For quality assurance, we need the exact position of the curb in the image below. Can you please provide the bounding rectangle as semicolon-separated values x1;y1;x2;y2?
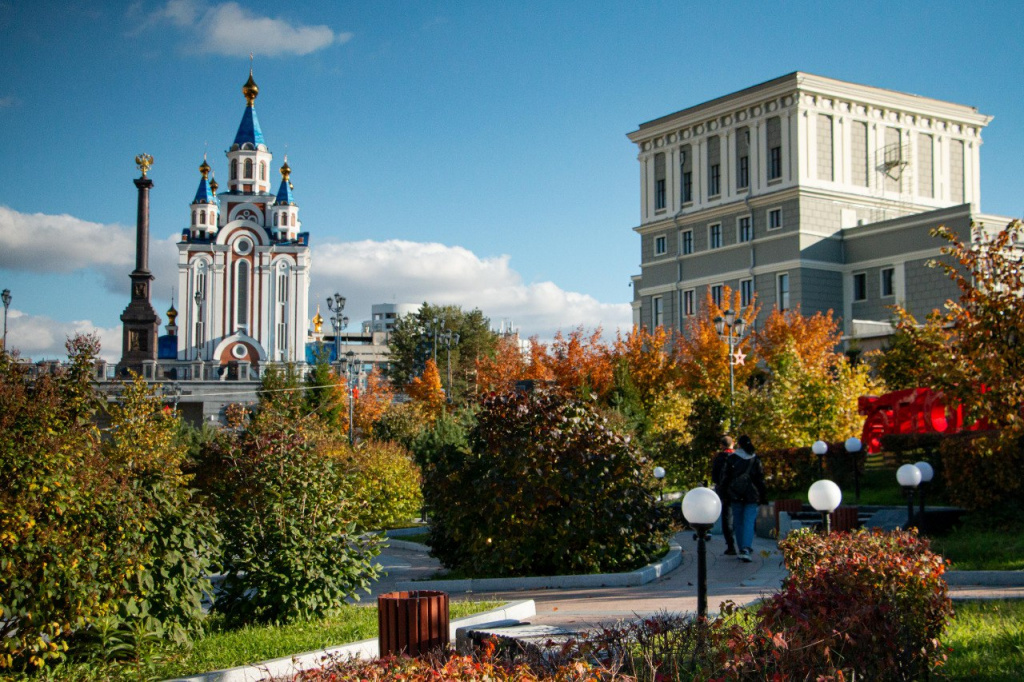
945;570;1024;587
164;600;536;682
393;542;683;593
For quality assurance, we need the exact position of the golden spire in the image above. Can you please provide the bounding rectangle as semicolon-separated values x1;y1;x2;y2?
280;157;291;182
312;305;324;335
199;154;211;179
243;62;259;105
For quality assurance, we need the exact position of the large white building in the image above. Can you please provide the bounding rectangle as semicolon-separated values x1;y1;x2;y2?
629;72;1009;348
175;70;311;370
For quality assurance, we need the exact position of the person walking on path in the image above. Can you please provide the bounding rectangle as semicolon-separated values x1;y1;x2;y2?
720;434;768;563
711;435;738;555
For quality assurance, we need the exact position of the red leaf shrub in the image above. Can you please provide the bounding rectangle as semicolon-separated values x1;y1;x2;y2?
938;431;1022;512
722;528;953;681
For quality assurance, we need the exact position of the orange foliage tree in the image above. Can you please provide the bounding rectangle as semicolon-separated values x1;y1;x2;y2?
354;367;394;438
405;358;446;421
546;327;615;400
756;306;843;375
674;285;759;402
524;337;555;384
475;336;528;394
613;325;680;411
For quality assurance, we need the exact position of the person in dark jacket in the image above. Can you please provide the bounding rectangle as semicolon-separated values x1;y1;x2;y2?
711;435;737;555
719;434;768;562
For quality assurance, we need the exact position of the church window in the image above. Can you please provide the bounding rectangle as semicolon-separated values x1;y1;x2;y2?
231;159;238;180
199;211;206;225
191;211;196;226
291;213;296;226
244;159;253;179
236;260;250;328
260;161;267;181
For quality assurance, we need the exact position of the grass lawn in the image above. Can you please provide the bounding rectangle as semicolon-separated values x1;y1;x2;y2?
43;600;502;681
944;600;1024;681
928;511;1024;571
392;531;430;545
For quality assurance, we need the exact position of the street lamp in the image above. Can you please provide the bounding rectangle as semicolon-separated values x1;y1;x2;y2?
2;288;11;353
326;293;349;367
914;461;934;520
345;350;361;446
194;290;204;362
653;466;666;501
812;440;828;478
682;486;722;624
713;310;746;411
896;463;923;529
808;479;843;534
845;437;863;502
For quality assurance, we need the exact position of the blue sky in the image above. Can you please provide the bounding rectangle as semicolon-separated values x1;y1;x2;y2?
1;0;1021;360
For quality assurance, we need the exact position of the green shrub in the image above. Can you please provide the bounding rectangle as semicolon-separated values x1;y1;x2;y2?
424;390;670;577
342;440;423;531
938;431;1022;512
734;528;953;681
195;412;383;626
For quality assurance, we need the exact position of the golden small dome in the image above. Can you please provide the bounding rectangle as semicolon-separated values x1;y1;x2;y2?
280;159;291;182
166;305;178;324
312;306;323;335
199;158;211;178
243;69;259;105
210;175;218;194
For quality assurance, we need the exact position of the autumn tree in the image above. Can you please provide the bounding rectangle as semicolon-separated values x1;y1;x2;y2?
524;336;555;384
476;335;527;394
406;358;446;421
546;327;615;400
354;367;394;438
613;325;680;412
892;219;1024;438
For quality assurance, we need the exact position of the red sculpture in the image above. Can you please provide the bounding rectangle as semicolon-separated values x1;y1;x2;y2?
858;388;989;453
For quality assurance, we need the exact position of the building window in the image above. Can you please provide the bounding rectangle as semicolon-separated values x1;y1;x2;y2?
707;135;721;198
709;223;722;249
777;273;790;311
709;164;720;197
652;296;663;328
655;235;667;255
681;230;693;255
741;278;753;307
711;285;724;308
236;260;250;328
768;208;782;230
769;146;782;180
654;152;666;211
230;159;238;180
853;272;867;301
683;289;695;317
244;158;253;179
738;216;752;243
680;146;693;204
738;155;749;189
681;171;693;203
260;161;267;181
277;322;288;353
191;211;197;226
881;267;895;297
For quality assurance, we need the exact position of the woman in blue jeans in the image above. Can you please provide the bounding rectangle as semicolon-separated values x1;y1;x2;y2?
720;434;768;562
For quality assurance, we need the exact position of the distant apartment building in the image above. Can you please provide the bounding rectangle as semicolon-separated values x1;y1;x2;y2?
628;72;1010;349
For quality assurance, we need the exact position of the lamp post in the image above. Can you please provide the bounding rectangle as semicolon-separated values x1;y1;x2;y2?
345;350;360;446
193;290;204;362
896;463;923;529
808;480;843;534
682;487;722;624
326;293;349;369
439;329;460;401
713;310;746;412
424;317;445;361
845;437;863;502
812;440;828;478
2;288;11;353
914;461;934;520
653;466;666;501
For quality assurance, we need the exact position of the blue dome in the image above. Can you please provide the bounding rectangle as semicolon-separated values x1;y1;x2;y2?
233;105;266;149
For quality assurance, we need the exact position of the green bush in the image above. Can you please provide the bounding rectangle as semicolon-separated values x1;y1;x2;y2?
342;440;423;531
424;390;670;577
195;412;383;626
735;528;953;681
938;431;1021;512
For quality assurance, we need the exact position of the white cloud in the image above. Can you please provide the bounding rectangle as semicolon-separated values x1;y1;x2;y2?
161;1;349;57
4;309;122;362
0;205;180;297
313;239;632;341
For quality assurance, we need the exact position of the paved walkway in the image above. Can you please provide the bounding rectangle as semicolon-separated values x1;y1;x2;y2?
371;531;1024;630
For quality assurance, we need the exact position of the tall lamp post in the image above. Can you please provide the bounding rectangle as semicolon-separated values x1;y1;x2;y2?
896;463;922;529
1;288;11;353
713;310;746;411
326;294;348;368
808;480;842;534
345;350;361;446
812;440;828;478
193;290;204;362
682;486;722;625
845;437;863;502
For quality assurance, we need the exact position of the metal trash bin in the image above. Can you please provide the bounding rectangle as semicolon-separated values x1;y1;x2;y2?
378;590;450;656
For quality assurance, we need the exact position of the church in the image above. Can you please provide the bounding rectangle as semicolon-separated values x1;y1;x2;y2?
170;69;311;372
